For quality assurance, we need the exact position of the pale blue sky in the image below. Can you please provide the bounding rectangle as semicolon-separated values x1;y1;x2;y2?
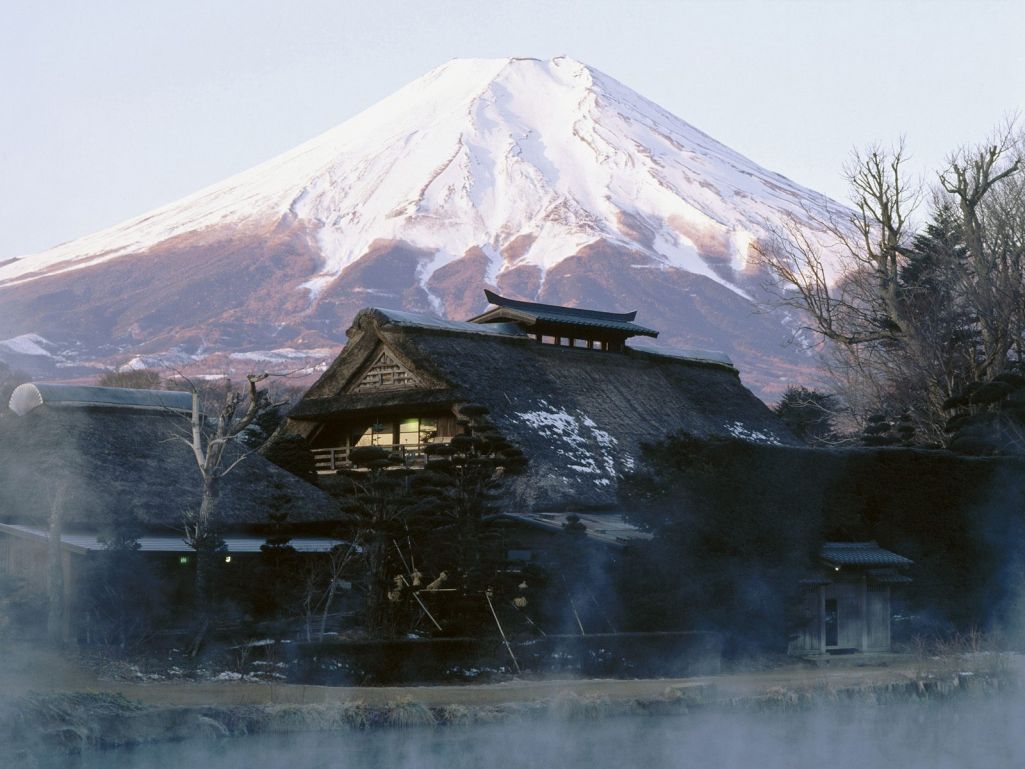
2;0;1023;258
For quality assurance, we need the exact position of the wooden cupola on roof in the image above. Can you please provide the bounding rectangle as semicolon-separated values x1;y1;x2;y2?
468;290;658;352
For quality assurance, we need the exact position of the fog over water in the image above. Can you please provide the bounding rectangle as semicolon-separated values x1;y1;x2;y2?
46;692;1025;769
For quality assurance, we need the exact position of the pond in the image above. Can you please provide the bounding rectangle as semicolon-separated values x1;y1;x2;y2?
49;691;1025;769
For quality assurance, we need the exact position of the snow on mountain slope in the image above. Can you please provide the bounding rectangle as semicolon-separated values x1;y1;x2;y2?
0;57;841;292
0;57;847;398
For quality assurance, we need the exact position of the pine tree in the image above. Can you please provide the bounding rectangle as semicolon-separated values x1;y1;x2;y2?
772;386;838;445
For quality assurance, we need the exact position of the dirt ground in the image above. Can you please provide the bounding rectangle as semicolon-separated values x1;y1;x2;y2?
0;642;956;709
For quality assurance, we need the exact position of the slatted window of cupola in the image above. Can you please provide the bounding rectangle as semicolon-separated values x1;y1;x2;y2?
351;351;421;392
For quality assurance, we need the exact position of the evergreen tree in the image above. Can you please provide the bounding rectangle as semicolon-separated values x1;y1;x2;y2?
87;506;163;647
255;483;301;622
335;446;419;638
943;367;1025;455
406;404;527;635
773;386;838;445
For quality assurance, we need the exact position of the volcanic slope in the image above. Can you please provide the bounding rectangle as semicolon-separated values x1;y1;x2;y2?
0;56;845;397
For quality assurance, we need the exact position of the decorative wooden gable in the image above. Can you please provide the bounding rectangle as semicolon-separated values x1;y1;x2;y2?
348;350;424;393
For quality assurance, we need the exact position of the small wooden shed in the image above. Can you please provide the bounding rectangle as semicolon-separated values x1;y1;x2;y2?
789;542;912;655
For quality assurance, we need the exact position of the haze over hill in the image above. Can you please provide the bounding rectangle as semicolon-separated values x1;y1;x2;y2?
0;56;846;398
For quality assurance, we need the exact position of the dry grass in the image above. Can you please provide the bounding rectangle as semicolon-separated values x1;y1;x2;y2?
909;628;1014;681
383;696;437;728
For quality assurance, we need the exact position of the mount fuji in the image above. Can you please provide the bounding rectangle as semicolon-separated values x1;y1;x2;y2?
0;56;844;398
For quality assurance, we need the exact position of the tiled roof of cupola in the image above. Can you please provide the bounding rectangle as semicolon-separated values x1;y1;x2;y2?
469;290;659;339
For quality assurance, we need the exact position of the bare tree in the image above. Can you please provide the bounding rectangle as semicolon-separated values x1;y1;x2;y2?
938;123;1025;378
758;126;1025;443
176;374;280;631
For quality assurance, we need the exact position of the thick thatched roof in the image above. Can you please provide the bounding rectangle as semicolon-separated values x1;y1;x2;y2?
0;402;338;531
284;307;798;511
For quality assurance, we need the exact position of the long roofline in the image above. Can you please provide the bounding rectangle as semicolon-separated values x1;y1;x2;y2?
9;383;193;416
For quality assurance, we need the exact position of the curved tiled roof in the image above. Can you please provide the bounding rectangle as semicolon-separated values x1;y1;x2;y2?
821;541;913;567
470;290;659;338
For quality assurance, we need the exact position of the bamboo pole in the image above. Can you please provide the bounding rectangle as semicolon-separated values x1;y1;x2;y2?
398;574;443;632
511;602;547;636
589;590;616;633
392;540;412;576
569;598;586;635
411;591;443;632
486;591;521;673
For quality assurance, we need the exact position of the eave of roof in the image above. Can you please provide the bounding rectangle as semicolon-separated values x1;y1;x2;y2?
290;389;459;420
0;524;345;554
820;541;913;567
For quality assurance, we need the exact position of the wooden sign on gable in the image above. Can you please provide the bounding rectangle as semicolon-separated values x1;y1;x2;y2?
348;350;424;392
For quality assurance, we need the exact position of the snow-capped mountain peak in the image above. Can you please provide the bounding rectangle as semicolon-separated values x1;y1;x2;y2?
2;57;838;294
0;57;844;398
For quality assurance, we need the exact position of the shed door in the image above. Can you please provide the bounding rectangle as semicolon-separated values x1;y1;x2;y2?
825;582;863;650
865;586;890;651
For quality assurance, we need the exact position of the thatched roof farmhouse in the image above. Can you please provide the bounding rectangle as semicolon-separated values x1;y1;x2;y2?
0;384;342;641
278;293;798;522
0;383;336;532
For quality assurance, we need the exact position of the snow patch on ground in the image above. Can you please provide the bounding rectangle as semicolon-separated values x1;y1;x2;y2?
0;333;55;357
230;348;335;363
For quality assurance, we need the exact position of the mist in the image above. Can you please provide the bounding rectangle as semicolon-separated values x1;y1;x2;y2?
28;685;1025;769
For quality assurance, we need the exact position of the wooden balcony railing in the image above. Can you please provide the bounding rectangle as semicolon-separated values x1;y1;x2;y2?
312;442;441;473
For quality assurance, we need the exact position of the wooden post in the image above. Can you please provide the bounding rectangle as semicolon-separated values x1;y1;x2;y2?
860;575;868;652
819;585;826;653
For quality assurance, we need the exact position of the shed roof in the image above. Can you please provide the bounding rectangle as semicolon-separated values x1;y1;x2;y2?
9;383;193;416
284;307;798;511
0;399;339;530
820;542;913;568
469;290;659;339
502;511;652;548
